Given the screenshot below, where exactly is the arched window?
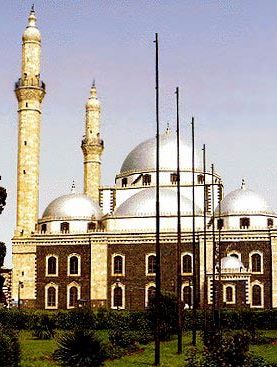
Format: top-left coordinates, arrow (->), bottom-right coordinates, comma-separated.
69,286 -> 78,308
230,254 -> 239,259
197,174 -> 204,184
183,286 -> 192,308
87,222 -> 96,232
143,174 -> 151,186
226,286 -> 233,303
251,253 -> 261,273
182,254 -> 192,273
61,222 -> 70,234
122,178 -> 127,187
170,172 -> 178,184
240,217 -> 250,229
267,218 -> 273,228
113,286 -> 123,308
252,285 -> 262,306
47,287 -> 56,307
41,223 -> 47,234
217,219 -> 224,230
113,255 -> 123,274
47,256 -> 57,275
69,256 -> 79,275
147,286 -> 156,306
147,255 -> 156,275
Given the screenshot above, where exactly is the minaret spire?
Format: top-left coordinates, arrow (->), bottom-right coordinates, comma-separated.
81,82 -> 104,203
14,9 -> 46,236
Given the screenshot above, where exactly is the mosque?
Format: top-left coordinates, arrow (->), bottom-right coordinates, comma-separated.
12,8 -> 277,310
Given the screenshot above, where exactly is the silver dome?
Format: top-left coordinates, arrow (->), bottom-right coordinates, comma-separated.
221,256 -> 245,270
114,187 -> 202,217
120,129 -> 201,174
216,187 -> 273,216
42,193 -> 102,220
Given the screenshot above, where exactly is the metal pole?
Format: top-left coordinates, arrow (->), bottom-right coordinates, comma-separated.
154,32 -> 161,366
217,179 -> 222,331
191,117 -> 197,346
202,144 -> 207,336
211,164 -> 216,324
175,87 -> 182,354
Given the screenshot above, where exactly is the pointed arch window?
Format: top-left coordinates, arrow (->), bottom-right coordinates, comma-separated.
47,256 -> 57,276
240,217 -> 250,229
146,254 -> 156,275
45,284 -> 58,309
69,286 -> 78,308
111,283 -> 125,309
112,254 -> 125,276
68,254 -> 81,276
145,283 -> 156,307
251,254 -> 261,272
252,285 -> 262,306
182,253 -> 193,274
142,174 -> 151,186
182,286 -> 192,308
41,223 -> 47,234
61,222 -> 70,234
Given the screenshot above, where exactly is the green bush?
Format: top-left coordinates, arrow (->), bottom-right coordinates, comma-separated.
29,311 -> 55,339
54,329 -> 107,367
0,308 -> 29,329
0,327 -> 20,367
147,291 -> 178,340
55,308 -> 97,330
109,328 -> 140,352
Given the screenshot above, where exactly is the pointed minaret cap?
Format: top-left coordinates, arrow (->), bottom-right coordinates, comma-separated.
241,178 -> 246,190
23,5 -> 40,42
28,4 -> 37,26
71,180 -> 76,194
86,80 -> 101,109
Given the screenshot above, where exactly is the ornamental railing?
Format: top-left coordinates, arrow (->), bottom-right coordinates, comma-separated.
15,78 -> 46,90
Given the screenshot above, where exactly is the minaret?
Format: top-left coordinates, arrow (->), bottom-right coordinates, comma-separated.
14,6 -> 46,236
81,82 -> 104,203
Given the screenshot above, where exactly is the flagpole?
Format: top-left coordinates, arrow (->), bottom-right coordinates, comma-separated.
191,117 -> 197,346
175,86 -> 182,354
154,32 -> 161,367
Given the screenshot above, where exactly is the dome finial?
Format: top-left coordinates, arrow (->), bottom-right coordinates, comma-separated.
89,81 -> 97,99
28,4 -> 37,26
241,178 -> 245,190
71,180 -> 76,194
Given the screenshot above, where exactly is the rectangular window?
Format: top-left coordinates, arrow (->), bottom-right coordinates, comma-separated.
240,217 -> 250,229
170,173 -> 179,184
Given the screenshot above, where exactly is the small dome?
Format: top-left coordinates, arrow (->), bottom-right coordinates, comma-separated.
216,185 -> 273,216
42,193 -> 102,220
120,129 -> 201,174
221,256 -> 245,270
23,10 -> 41,43
114,187 -> 202,217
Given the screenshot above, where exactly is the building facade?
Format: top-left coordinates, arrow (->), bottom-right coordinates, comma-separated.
12,9 -> 277,311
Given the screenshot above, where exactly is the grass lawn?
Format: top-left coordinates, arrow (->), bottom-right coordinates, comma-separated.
19,330 -> 277,367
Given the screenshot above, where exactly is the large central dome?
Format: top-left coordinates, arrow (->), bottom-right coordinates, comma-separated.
120,129 -> 201,174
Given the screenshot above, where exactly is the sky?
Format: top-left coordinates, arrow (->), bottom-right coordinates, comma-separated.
1,0 -> 277,267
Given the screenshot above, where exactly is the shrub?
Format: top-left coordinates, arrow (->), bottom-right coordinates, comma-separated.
0,308 -> 29,329
54,329 -> 107,367
0,327 -> 20,367
56,308 -> 96,330
109,328 -> 139,352
29,311 -> 55,339
147,291 -> 178,340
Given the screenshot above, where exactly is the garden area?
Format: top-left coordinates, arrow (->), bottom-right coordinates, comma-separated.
0,301 -> 277,367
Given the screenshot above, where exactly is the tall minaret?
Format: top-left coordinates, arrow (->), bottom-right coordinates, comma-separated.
81,82 -> 104,203
14,6 -> 46,236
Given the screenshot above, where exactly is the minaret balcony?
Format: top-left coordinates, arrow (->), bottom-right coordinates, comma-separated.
15,77 -> 46,91
82,137 -> 104,148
